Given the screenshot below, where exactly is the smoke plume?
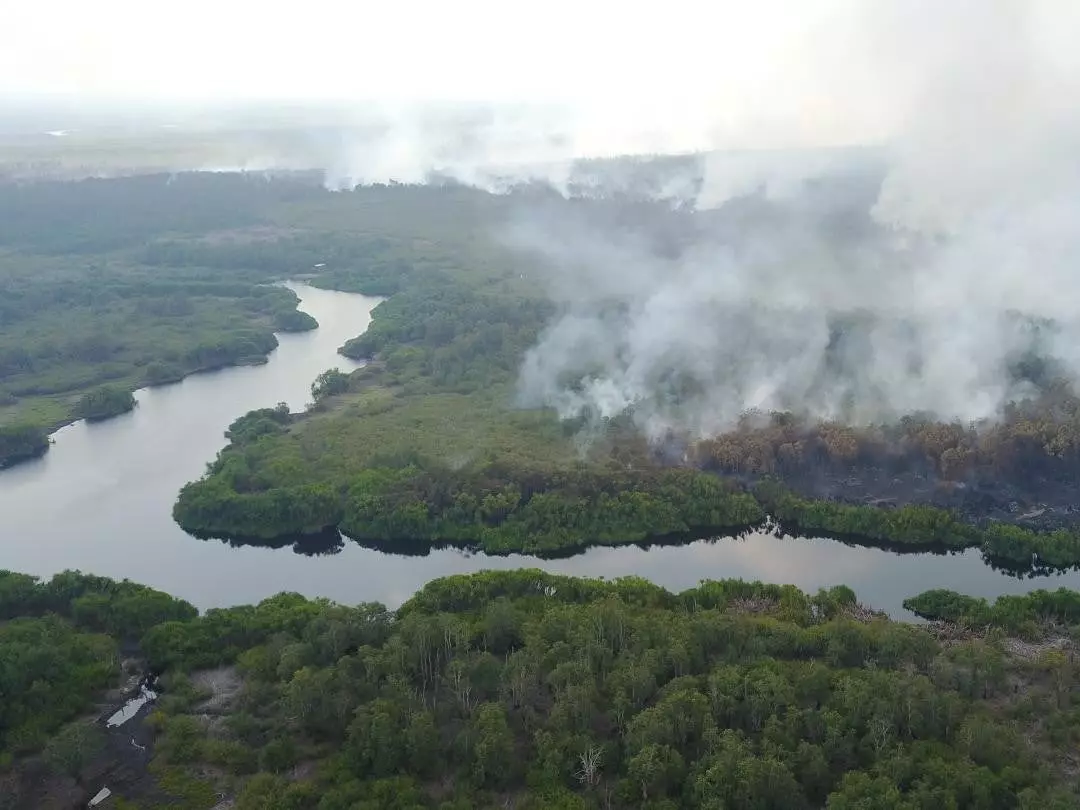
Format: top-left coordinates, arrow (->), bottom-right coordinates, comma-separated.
504,0 -> 1080,439
18,2 -> 1075,442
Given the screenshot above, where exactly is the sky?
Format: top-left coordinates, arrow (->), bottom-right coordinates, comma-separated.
1,0 -> 1076,151
4,1 -> 832,101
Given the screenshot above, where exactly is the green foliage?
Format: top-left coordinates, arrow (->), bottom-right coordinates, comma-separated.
43,722 -> 105,782
174,478 -> 344,539
273,308 -> 318,332
71,384 -> 136,421
141,592 -> 390,671
311,368 -> 350,402
0,569 -> 197,638
905,587 -> 1080,633
122,572 -> 1080,807
0,422 -> 48,467
0,234 -> 316,438
756,481 -> 1080,571
979,521 -> 1080,569
224,403 -> 292,445
0,616 -> 115,755
0,568 -> 197,758
2,569 -> 1079,806
756,481 -> 975,548
338,465 -> 763,552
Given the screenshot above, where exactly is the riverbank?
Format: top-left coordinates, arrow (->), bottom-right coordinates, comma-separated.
0,241 -> 328,462
169,241 -> 1080,579
0,282 -> 323,470
174,460 -> 1080,577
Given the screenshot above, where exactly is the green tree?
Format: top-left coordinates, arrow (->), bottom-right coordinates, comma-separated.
311,368 -> 350,402
469,703 -> 515,788
72,385 -> 135,421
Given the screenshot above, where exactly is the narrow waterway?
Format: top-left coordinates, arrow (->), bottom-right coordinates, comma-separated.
1,283 -> 1078,617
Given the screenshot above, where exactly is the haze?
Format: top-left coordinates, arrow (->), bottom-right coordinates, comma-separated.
4,0 -> 1080,435
3,0 -> 1074,153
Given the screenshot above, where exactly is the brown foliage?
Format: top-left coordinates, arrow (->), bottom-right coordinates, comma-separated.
692,388 -> 1080,483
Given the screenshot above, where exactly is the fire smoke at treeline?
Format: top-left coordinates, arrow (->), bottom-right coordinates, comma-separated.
6,2 -> 1077,440
298,1 -> 1080,439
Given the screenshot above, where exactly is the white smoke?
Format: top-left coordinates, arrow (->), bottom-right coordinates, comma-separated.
510,0 -> 1080,437
25,1 -> 1076,440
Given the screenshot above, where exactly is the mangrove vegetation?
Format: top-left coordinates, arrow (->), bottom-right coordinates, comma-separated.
2,569 -> 1079,808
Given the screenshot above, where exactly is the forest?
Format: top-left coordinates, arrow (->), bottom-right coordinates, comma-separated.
0,174 -> 333,466
2,568 -> 1078,809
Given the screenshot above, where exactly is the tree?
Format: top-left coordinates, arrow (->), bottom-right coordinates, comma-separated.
469,703 -> 515,788
826,772 -> 912,810
311,368 -> 350,402
0,423 -> 49,468
626,744 -> 684,803
72,385 -> 135,421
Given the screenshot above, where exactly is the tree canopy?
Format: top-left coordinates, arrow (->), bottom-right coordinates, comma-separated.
3,570 -> 1078,809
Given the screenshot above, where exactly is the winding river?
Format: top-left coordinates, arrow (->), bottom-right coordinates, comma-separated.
2,284 -> 1079,617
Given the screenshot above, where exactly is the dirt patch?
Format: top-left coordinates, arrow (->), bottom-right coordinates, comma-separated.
1001,635 -> 1073,661
925,621 -> 1075,661
289,761 -> 318,781
771,465 -> 1080,534
191,666 -> 244,714
194,225 -> 305,245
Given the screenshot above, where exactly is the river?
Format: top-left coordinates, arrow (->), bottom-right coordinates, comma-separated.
1,284 -> 1079,618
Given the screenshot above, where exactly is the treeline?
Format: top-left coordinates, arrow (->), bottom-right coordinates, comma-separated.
0,423 -> 49,468
144,232 -> 419,298
0,172 -> 323,254
0,278 -> 299,389
756,482 -> 1080,571
175,459 -> 762,551
176,437 -> 1080,570
340,465 -> 762,553
0,570 -> 195,757
10,570 -> 1076,809
904,587 -> 1080,635
72,385 -> 136,421
338,276 -> 554,394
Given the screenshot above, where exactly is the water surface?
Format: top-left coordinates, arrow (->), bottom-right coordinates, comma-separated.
2,284 -> 1079,617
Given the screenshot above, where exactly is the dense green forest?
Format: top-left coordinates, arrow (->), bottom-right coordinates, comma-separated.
0,175 -> 532,469
0,570 -> 196,757
0,250 -> 315,443
2,569 -> 1078,809
0,423 -> 49,468
0,174 -> 338,466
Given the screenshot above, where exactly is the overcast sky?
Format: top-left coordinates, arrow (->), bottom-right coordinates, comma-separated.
2,0 -> 1076,149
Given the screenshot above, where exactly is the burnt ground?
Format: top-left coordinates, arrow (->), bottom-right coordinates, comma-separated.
2,662 -> 154,810
6,665 -> 244,810
749,462 -> 1080,534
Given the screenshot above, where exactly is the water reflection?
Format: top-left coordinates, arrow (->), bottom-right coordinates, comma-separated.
191,523 -> 1080,619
